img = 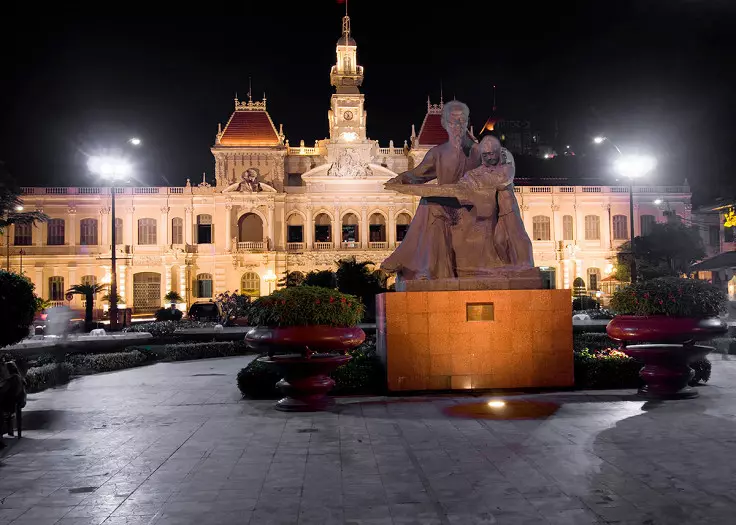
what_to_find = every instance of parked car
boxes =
[187,301,223,322]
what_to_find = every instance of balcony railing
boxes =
[341,241,361,250]
[237,241,265,252]
[377,147,406,156]
[314,242,333,250]
[369,241,388,249]
[286,242,305,251]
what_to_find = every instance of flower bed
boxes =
[247,286,364,328]
[610,277,727,317]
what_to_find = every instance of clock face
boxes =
[343,111,354,121]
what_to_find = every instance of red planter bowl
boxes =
[607,315,727,344]
[245,325,366,355]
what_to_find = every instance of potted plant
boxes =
[607,277,728,399]
[245,285,365,411]
[164,291,184,308]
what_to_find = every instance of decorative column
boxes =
[550,204,560,243]
[100,207,109,248]
[67,206,77,246]
[574,204,584,243]
[224,203,232,252]
[602,204,612,249]
[184,206,194,245]
[35,207,44,247]
[125,207,135,248]
[333,206,340,247]
[164,266,172,298]
[35,266,44,299]
[305,205,314,249]
[633,204,640,237]
[387,205,396,248]
[179,264,186,298]
[267,203,275,250]
[119,265,127,305]
[160,206,170,246]
[68,264,77,291]
[360,205,368,248]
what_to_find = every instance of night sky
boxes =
[2,1,735,204]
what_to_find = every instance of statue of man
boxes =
[381,100,480,280]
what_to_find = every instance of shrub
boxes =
[573,332,617,354]
[331,335,385,394]
[248,286,364,327]
[237,335,385,398]
[610,277,727,317]
[164,291,184,303]
[0,270,38,349]
[572,297,600,311]
[303,270,337,288]
[124,321,178,337]
[155,308,183,322]
[161,341,250,361]
[573,348,711,389]
[67,350,155,374]
[0,351,30,375]
[237,359,281,399]
[25,363,74,393]
[690,358,712,384]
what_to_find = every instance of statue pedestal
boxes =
[376,289,573,392]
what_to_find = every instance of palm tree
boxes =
[67,283,106,331]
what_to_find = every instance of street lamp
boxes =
[128,137,142,146]
[594,137,656,283]
[87,156,131,331]
[264,269,277,294]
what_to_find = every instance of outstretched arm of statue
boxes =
[385,149,436,185]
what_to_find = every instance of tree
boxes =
[1,163,48,263]
[67,283,106,331]
[616,222,706,281]
[335,257,386,321]
[572,277,586,302]
[0,270,38,348]
[164,290,184,304]
[303,269,336,288]
[278,271,305,288]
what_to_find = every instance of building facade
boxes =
[2,13,694,313]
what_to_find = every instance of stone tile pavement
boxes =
[2,355,736,524]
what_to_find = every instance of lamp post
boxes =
[87,156,132,331]
[18,249,25,275]
[264,269,277,294]
[593,137,656,283]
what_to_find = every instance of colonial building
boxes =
[3,13,693,314]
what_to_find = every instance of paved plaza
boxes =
[2,356,736,525]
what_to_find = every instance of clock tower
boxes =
[328,11,366,142]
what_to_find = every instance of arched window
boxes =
[640,214,656,236]
[114,217,123,245]
[588,267,601,291]
[14,223,32,246]
[49,276,64,301]
[238,213,264,242]
[562,215,574,241]
[196,273,213,298]
[584,215,600,240]
[138,218,157,245]
[197,214,212,244]
[79,218,98,245]
[396,212,411,242]
[240,272,261,297]
[47,218,65,246]
[286,214,304,243]
[369,213,386,242]
[342,213,359,243]
[532,215,551,241]
[314,213,332,243]
[171,217,183,245]
[612,215,628,240]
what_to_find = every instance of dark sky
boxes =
[2,1,735,203]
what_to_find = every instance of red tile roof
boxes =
[219,107,281,147]
[416,113,448,146]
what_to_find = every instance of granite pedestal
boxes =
[376,289,573,392]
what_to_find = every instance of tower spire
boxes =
[342,0,351,41]
[492,84,497,113]
[248,76,252,102]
